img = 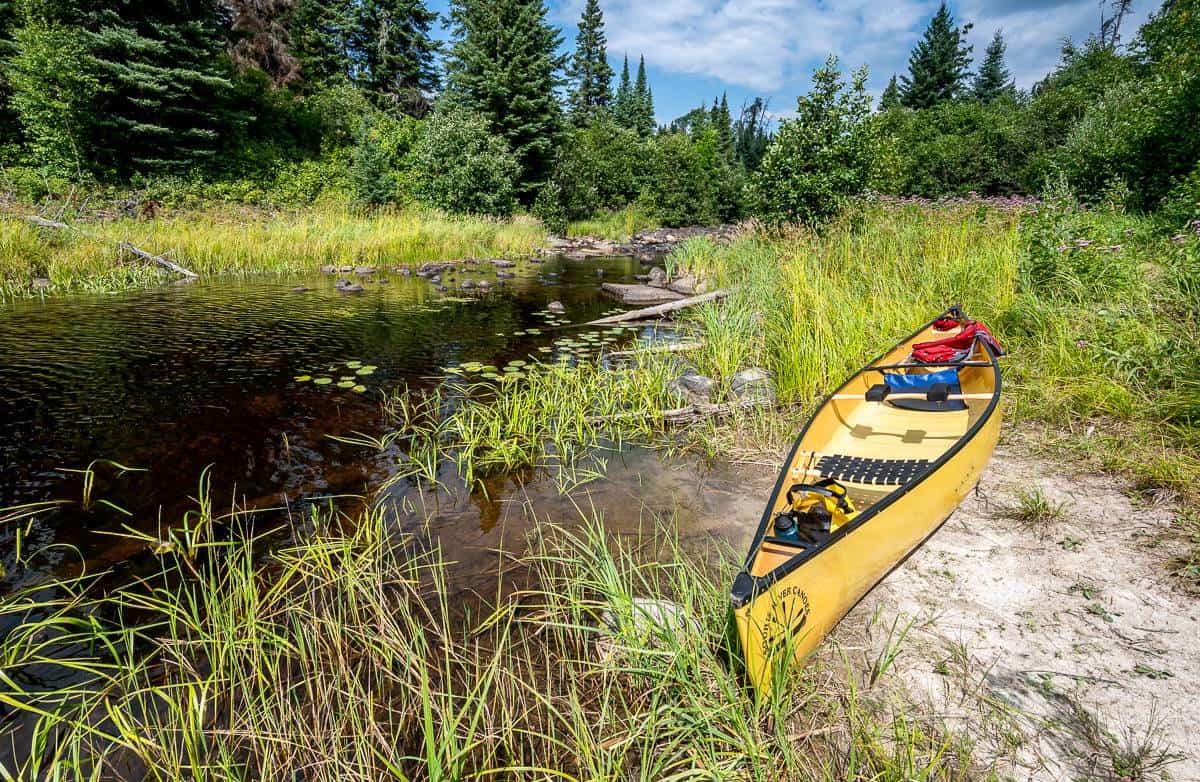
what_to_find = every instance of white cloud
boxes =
[559,0,1161,95]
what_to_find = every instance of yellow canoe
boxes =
[730,307,1003,695]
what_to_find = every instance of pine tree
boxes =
[734,97,770,171]
[291,0,355,84]
[880,74,902,110]
[633,54,654,137]
[349,0,440,115]
[446,0,565,194]
[612,54,634,129]
[711,92,734,157]
[900,2,973,109]
[566,0,613,124]
[11,0,243,175]
[972,30,1015,104]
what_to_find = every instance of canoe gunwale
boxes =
[730,307,1002,610]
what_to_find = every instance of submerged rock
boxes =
[461,279,476,290]
[490,259,516,268]
[291,285,310,293]
[496,270,515,279]
[336,282,364,293]
[730,367,776,404]
[600,283,684,305]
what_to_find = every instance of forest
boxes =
[0,0,1196,230]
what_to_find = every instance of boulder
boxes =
[647,266,668,287]
[354,266,376,276]
[477,280,491,290]
[669,371,714,403]
[547,300,566,314]
[667,274,697,295]
[490,259,516,268]
[600,283,685,305]
[320,264,337,274]
[730,367,776,404]
[460,279,476,290]
[336,282,364,294]
[496,270,515,279]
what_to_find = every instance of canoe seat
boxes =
[815,454,930,486]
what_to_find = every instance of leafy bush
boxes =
[750,57,878,225]
[410,106,520,216]
[639,131,717,227]
[539,119,644,222]
[350,114,420,206]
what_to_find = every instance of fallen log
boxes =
[25,215,198,278]
[586,289,728,326]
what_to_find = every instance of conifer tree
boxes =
[349,0,440,115]
[566,0,613,124]
[10,0,242,174]
[972,30,1015,104]
[710,92,734,157]
[900,2,973,108]
[291,0,355,83]
[880,74,902,109]
[446,0,565,194]
[633,55,655,137]
[612,54,634,129]
[734,96,770,170]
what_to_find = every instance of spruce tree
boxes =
[11,0,242,175]
[291,0,355,84]
[972,30,1015,104]
[349,0,440,115]
[880,74,902,110]
[633,55,655,137]
[446,0,565,195]
[711,92,734,157]
[612,54,634,129]
[900,2,973,108]
[566,0,613,124]
[734,96,770,170]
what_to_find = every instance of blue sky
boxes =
[427,0,1161,125]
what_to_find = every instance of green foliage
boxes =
[348,0,439,115]
[566,0,613,124]
[633,55,655,137]
[6,17,95,175]
[537,118,642,222]
[900,2,974,108]
[445,0,564,196]
[875,97,1029,196]
[733,96,771,171]
[612,53,635,131]
[410,105,520,216]
[880,74,901,110]
[751,57,877,225]
[973,30,1015,104]
[351,113,420,205]
[290,0,355,84]
[640,128,743,226]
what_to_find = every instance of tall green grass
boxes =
[566,205,660,241]
[1,497,981,780]
[0,207,545,299]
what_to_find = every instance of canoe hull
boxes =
[731,310,1002,695]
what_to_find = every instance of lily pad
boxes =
[352,384,367,393]
[294,375,312,382]
[337,380,355,389]
[346,360,362,369]
[356,367,377,376]
[507,360,527,367]
[482,372,501,379]
[313,377,333,386]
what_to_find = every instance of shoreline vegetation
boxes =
[2,195,1198,777]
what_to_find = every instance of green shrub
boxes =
[410,106,520,216]
[750,57,878,225]
[350,114,420,206]
[639,131,717,227]
[540,119,643,221]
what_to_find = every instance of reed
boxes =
[0,206,545,299]
[0,495,979,780]
[566,205,659,241]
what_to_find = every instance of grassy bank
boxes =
[0,206,546,299]
[1,497,979,779]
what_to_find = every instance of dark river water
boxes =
[0,256,766,595]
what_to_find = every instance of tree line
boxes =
[0,0,1196,228]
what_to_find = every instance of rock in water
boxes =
[647,266,668,287]
[31,277,51,290]
[548,300,566,314]
[461,279,476,290]
[730,367,776,404]
[667,274,697,295]
[670,372,715,403]
[600,283,685,305]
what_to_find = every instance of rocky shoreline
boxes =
[542,224,740,262]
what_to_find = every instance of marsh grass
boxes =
[0,206,544,299]
[566,205,659,241]
[0,494,983,780]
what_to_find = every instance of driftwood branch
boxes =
[586,289,728,326]
[587,398,768,424]
[25,215,198,278]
